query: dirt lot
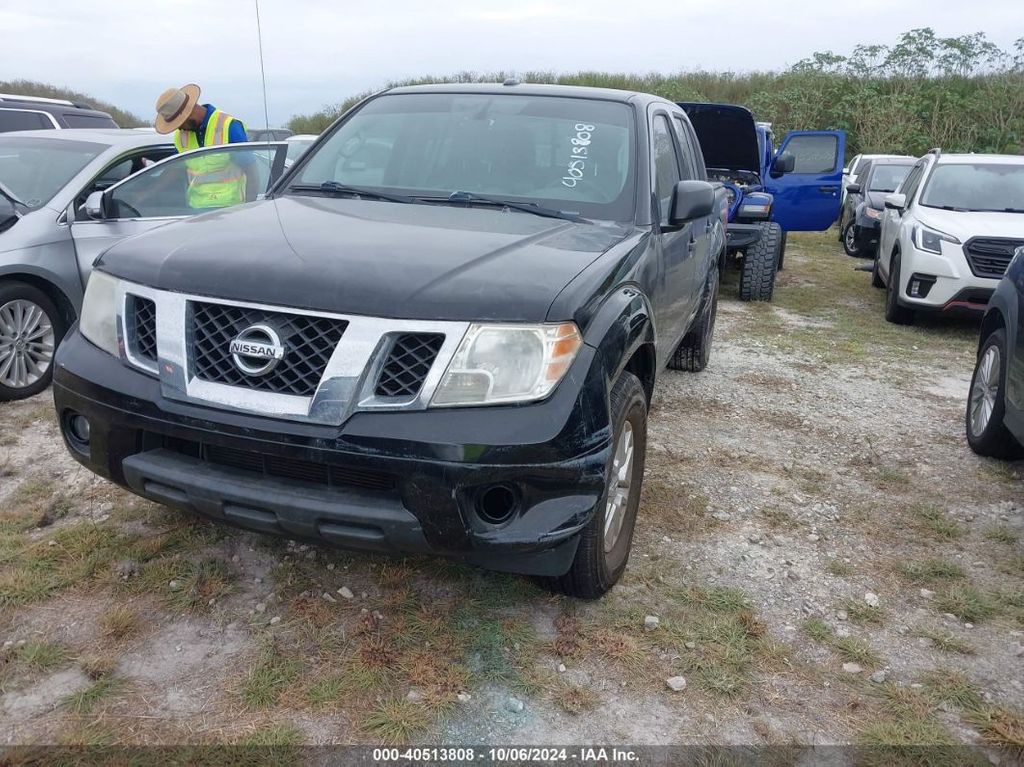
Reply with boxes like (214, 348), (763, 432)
(1, 232), (1022, 757)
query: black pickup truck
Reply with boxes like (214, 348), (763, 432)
(53, 83), (726, 598)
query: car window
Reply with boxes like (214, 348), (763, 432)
(61, 113), (119, 129)
(671, 115), (701, 180)
(292, 93), (636, 221)
(784, 134), (839, 174)
(74, 147), (176, 214)
(652, 114), (682, 221)
(919, 163), (1024, 212)
(0, 134), (105, 208)
(105, 145), (283, 219)
(0, 109), (54, 132)
(898, 163), (926, 201)
(868, 164), (913, 193)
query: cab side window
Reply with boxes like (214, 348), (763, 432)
(652, 114), (682, 222)
(898, 162), (926, 203)
(672, 115), (703, 181)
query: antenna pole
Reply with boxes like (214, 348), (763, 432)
(254, 0), (272, 136)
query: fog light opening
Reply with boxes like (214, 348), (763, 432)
(62, 410), (91, 455)
(476, 484), (518, 526)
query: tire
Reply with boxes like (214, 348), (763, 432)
(669, 264), (719, 372)
(884, 253), (914, 325)
(738, 221), (780, 302)
(0, 281), (66, 402)
(870, 257), (884, 289)
(966, 328), (1023, 459)
(842, 221), (861, 257)
(777, 231), (787, 272)
(557, 372), (647, 599)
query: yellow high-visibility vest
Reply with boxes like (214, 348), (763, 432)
(173, 109), (246, 209)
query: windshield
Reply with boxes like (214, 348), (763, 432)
(0, 136), (104, 210)
(289, 93), (636, 220)
(867, 163), (913, 193)
(920, 163), (1024, 212)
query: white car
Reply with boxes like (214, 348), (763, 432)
(285, 133), (317, 164)
(873, 150), (1024, 324)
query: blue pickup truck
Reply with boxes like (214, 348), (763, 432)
(680, 103), (845, 300)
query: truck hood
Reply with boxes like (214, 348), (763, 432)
(677, 102), (760, 175)
(916, 209), (1024, 241)
(96, 196), (631, 322)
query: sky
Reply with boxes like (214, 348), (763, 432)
(2, 0), (1022, 128)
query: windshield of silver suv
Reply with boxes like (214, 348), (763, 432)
(919, 162), (1024, 213)
(288, 93), (636, 221)
(0, 135), (105, 210)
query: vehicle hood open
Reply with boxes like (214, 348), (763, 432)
(96, 196), (631, 322)
(677, 102), (760, 175)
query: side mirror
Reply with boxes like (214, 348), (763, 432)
(845, 183), (862, 194)
(771, 153), (795, 176)
(84, 190), (107, 220)
(883, 193), (906, 212)
(669, 180), (715, 225)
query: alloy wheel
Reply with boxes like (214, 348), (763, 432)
(969, 345), (1001, 437)
(603, 421), (635, 553)
(0, 299), (55, 390)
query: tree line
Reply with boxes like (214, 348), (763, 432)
(287, 28), (1024, 158)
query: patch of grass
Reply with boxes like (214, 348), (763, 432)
(676, 585), (748, 614)
(166, 559), (234, 611)
(237, 724), (304, 747)
(99, 605), (141, 641)
(842, 599), (886, 626)
(11, 477), (56, 505)
(922, 669), (982, 710)
(983, 525), (1018, 545)
(589, 629), (647, 674)
(361, 698), (431, 744)
(832, 637), (880, 668)
(858, 717), (958, 756)
(876, 466), (912, 488)
(899, 558), (965, 585)
(80, 653), (117, 681)
(935, 584), (998, 623)
(1000, 555), (1024, 578)
(826, 560), (855, 577)
(914, 627), (975, 655)
(760, 507), (797, 530)
(910, 503), (963, 540)
(241, 641), (303, 710)
(17, 640), (68, 671)
(552, 682), (599, 715)
(802, 618), (832, 643)
(62, 676), (124, 714)
(966, 705), (1024, 749)
(306, 677), (346, 710)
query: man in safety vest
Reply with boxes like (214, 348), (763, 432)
(153, 84), (257, 209)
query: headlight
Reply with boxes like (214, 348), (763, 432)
(864, 207), (882, 220)
(913, 224), (960, 255)
(431, 322), (582, 406)
(79, 271), (121, 357)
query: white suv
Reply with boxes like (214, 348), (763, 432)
(874, 151), (1024, 324)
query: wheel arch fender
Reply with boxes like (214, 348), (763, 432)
(581, 286), (657, 405)
(0, 269), (78, 329)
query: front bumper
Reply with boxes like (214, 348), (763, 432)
(896, 242), (999, 314)
(53, 328), (613, 577)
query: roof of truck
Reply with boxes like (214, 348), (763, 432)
(385, 82), (654, 103)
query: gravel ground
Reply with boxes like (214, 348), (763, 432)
(0, 232), (1021, 757)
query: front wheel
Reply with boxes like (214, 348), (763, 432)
(842, 222), (861, 257)
(884, 254), (914, 325)
(557, 372), (647, 599)
(0, 282), (66, 402)
(966, 328), (1022, 459)
(739, 222), (781, 302)
(871, 257), (884, 289)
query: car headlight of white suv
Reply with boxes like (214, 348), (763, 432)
(912, 224), (961, 255)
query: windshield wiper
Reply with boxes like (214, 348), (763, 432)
(971, 207), (1024, 214)
(0, 181), (27, 210)
(430, 191), (591, 223)
(287, 182), (417, 204)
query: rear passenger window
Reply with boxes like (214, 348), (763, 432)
(652, 115), (682, 221)
(61, 113), (119, 129)
(0, 110), (53, 132)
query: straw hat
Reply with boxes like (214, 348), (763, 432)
(154, 84), (201, 134)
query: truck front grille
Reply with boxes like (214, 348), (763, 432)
(191, 302), (347, 397)
(375, 333), (445, 397)
(129, 296), (158, 362)
(151, 434), (395, 493)
(962, 237), (1022, 279)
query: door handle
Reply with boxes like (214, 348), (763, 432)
(819, 186), (839, 193)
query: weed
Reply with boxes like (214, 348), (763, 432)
(935, 584), (997, 623)
(826, 560), (855, 577)
(99, 605), (141, 641)
(983, 525), (1018, 545)
(966, 705), (1024, 749)
(922, 669), (982, 710)
(237, 724), (304, 747)
(914, 627), (974, 655)
(552, 682), (599, 715)
(832, 637), (880, 668)
(842, 599), (886, 626)
(910, 504), (963, 540)
(802, 618), (831, 643)
(242, 641), (302, 710)
(362, 698), (430, 744)
(80, 653), (116, 681)
(306, 677), (346, 710)
(16, 640), (68, 671)
(62, 676), (123, 714)
(899, 559), (965, 584)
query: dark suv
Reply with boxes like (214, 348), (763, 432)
(0, 94), (119, 132)
(53, 83), (726, 597)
